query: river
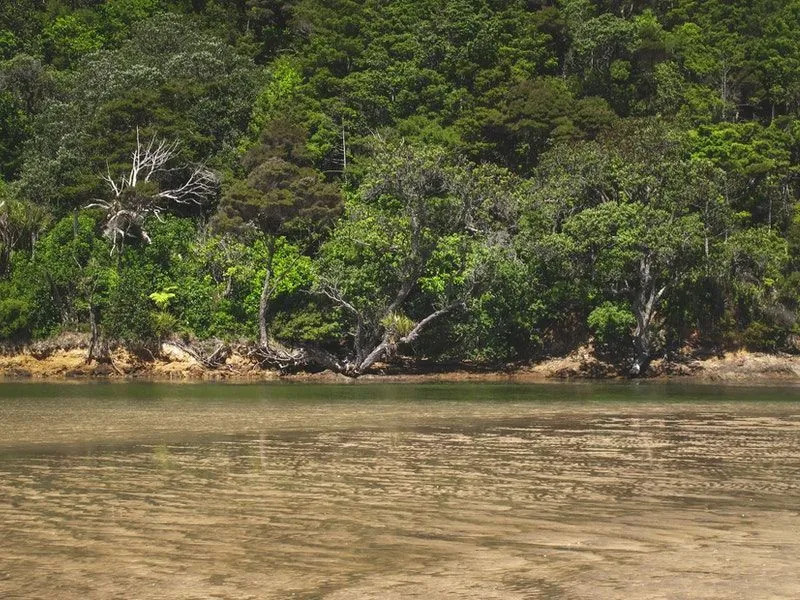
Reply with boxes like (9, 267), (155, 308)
(1, 381), (799, 599)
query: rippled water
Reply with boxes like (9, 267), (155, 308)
(1, 382), (800, 599)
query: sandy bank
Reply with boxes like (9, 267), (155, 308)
(1, 338), (799, 384)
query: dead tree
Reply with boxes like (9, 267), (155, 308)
(87, 129), (217, 253)
(83, 130), (217, 363)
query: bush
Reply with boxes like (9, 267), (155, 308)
(0, 296), (32, 341)
(741, 321), (783, 352)
(588, 301), (635, 353)
(102, 267), (156, 344)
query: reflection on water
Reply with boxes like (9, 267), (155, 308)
(1, 382), (799, 599)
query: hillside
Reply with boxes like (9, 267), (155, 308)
(1, 0), (799, 376)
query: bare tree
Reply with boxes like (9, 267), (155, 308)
(87, 129), (218, 253)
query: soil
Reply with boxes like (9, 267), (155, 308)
(1, 337), (799, 383)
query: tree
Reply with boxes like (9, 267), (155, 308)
(16, 12), (257, 212)
(0, 196), (49, 277)
(213, 118), (340, 347)
(25, 213), (111, 340)
(722, 226), (791, 350)
(534, 120), (714, 374)
(564, 201), (704, 374)
(43, 14), (105, 68)
(88, 129), (218, 253)
(313, 141), (512, 375)
(0, 92), (27, 179)
(458, 77), (616, 174)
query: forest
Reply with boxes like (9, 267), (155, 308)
(0, 0), (798, 376)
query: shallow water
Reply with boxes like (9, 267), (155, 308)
(1, 381), (799, 599)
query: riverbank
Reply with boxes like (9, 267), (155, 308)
(1, 337), (799, 383)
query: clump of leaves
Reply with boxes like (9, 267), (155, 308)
(381, 312), (415, 339)
(588, 301), (635, 350)
(149, 286), (178, 310)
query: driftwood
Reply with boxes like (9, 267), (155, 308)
(248, 341), (312, 374)
(170, 339), (231, 369)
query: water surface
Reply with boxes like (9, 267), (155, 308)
(1, 382), (799, 599)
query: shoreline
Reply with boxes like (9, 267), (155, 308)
(1, 343), (799, 385)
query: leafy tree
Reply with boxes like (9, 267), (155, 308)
(459, 77), (616, 173)
(17, 12), (256, 212)
(102, 262), (157, 346)
(43, 14), (105, 68)
(723, 226), (791, 349)
(0, 92), (27, 178)
(564, 201), (704, 373)
(313, 141), (514, 375)
(213, 118), (340, 346)
(0, 195), (49, 277)
(100, 0), (162, 43)
(24, 213), (111, 340)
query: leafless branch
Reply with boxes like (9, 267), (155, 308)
(88, 129), (218, 253)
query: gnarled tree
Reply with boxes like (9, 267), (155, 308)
(312, 141), (513, 376)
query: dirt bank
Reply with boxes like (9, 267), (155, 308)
(0, 339), (278, 382)
(1, 337), (799, 384)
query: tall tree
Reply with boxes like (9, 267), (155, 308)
(213, 118), (340, 347)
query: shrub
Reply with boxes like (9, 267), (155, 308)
(0, 296), (32, 341)
(588, 301), (635, 352)
(741, 321), (783, 352)
(102, 267), (156, 344)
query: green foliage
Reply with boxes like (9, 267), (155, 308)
(588, 302), (635, 349)
(0, 91), (26, 178)
(459, 77), (616, 173)
(270, 303), (342, 344)
(215, 118), (341, 239)
(26, 213), (110, 336)
(0, 294), (32, 341)
(741, 321), (784, 352)
(18, 12), (257, 210)
(1, 0), (799, 365)
(100, 0), (162, 42)
(381, 312), (415, 338)
(452, 248), (544, 361)
(43, 14), (104, 68)
(149, 287), (177, 310)
(0, 29), (17, 60)
(102, 264), (156, 343)
(725, 227), (788, 305)
(248, 59), (304, 142)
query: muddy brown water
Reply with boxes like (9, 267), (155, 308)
(1, 382), (799, 599)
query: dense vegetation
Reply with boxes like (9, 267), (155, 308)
(1, 0), (799, 375)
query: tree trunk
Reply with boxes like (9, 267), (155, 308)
(87, 304), (98, 363)
(353, 301), (463, 376)
(258, 237), (276, 347)
(258, 270), (271, 346)
(630, 256), (667, 377)
(86, 304), (111, 365)
(355, 335), (392, 375)
(630, 325), (651, 377)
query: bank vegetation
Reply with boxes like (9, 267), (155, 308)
(1, 1), (799, 378)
